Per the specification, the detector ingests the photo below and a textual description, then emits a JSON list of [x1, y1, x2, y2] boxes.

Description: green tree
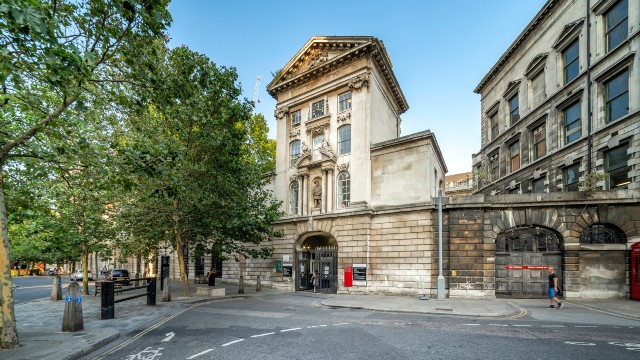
[[0, 0, 170, 348]]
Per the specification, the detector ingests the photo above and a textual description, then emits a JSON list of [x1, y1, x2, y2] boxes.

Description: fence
[[99, 277, 156, 320]]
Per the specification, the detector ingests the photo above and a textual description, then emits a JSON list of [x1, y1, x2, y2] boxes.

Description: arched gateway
[[295, 232, 338, 293]]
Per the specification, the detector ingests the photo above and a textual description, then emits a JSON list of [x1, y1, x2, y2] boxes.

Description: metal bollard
[[134, 272, 140, 287], [62, 282, 83, 332], [162, 277, 171, 302], [100, 281, 115, 320], [238, 275, 245, 294], [51, 275, 62, 301], [147, 277, 156, 306], [256, 275, 262, 292]]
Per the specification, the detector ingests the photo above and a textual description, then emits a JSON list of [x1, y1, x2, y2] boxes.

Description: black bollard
[[162, 277, 171, 302], [256, 275, 262, 292], [51, 275, 62, 301], [238, 275, 245, 294], [147, 277, 156, 306], [100, 281, 115, 320], [62, 282, 83, 332]]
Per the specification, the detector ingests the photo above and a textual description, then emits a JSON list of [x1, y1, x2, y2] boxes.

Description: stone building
[[472, 0, 639, 194], [444, 172, 475, 197]]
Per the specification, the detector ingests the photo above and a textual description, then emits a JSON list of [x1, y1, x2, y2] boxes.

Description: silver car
[[70, 269, 93, 281]]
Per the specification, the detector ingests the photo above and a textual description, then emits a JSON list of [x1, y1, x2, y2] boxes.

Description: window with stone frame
[[605, 0, 628, 52], [312, 135, 324, 161], [530, 71, 546, 108], [338, 91, 352, 112], [509, 140, 520, 173], [532, 123, 546, 161], [604, 69, 629, 123], [563, 38, 579, 83], [563, 163, 580, 192], [289, 181, 299, 215], [337, 171, 350, 208], [509, 93, 520, 126], [604, 142, 630, 189], [338, 125, 351, 155], [489, 151, 499, 180], [532, 177, 546, 193], [562, 101, 581, 145], [291, 110, 301, 126], [311, 99, 325, 118], [290, 140, 300, 167], [490, 112, 499, 141], [507, 185, 520, 194]]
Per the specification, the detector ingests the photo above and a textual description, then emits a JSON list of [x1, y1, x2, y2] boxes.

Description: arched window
[[289, 181, 299, 215], [290, 140, 300, 167], [337, 171, 350, 208], [338, 125, 351, 155], [580, 224, 626, 244], [496, 226, 561, 252], [313, 135, 324, 161]]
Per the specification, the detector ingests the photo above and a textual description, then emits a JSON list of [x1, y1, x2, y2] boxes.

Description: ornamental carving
[[306, 122, 330, 136], [289, 128, 300, 138], [348, 73, 370, 90], [337, 163, 349, 172], [289, 175, 299, 182], [337, 112, 351, 123], [275, 105, 289, 119], [319, 140, 337, 161]]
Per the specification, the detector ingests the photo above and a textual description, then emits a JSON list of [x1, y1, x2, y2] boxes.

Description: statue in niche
[[312, 179, 322, 208]]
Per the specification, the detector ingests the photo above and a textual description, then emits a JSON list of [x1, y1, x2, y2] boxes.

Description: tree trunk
[[82, 248, 89, 296], [0, 163, 19, 348], [172, 198, 191, 297]]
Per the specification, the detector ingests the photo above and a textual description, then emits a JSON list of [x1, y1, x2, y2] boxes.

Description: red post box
[[632, 242, 640, 300], [344, 266, 352, 287]]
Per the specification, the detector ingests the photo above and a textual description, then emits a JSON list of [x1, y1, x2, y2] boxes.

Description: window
[[312, 99, 325, 118], [564, 163, 580, 191], [489, 153, 499, 180], [532, 178, 545, 193], [563, 101, 581, 144], [289, 182, 299, 215], [530, 72, 545, 108], [507, 186, 520, 194], [291, 110, 301, 126], [532, 123, 546, 160], [509, 94, 519, 126], [604, 69, 629, 123], [490, 112, 499, 141], [605, 0, 628, 52], [337, 172, 350, 208], [563, 39, 579, 83], [338, 125, 351, 155], [338, 92, 352, 112], [312, 135, 323, 161], [605, 143, 630, 189], [290, 140, 300, 167], [509, 141, 520, 173]]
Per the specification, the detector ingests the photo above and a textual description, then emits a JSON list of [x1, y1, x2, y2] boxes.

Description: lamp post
[[437, 179, 445, 299]]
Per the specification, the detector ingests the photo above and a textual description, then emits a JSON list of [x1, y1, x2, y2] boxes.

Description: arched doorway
[[495, 225, 562, 298], [296, 232, 338, 293]]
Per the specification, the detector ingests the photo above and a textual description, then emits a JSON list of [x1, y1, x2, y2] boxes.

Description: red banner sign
[[505, 265, 549, 270]]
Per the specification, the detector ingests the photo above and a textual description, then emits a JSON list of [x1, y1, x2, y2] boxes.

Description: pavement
[[3, 280, 640, 360]]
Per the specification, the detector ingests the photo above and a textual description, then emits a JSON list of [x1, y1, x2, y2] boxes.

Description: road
[[11, 275, 97, 304], [86, 292, 640, 360]]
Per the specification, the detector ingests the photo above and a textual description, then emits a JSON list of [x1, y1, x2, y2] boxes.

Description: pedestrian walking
[[207, 266, 217, 287], [547, 266, 563, 309], [309, 272, 316, 292]]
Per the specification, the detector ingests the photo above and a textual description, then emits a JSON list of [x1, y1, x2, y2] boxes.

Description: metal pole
[[437, 179, 445, 299]]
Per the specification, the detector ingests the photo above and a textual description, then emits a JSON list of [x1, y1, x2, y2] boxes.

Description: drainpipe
[[437, 179, 445, 299], [586, 0, 593, 173]]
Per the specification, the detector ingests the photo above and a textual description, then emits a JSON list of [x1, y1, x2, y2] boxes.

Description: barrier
[[100, 277, 156, 320]]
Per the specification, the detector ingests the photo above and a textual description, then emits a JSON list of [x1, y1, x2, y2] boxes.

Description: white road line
[[186, 349, 214, 359], [318, 325, 327, 327], [463, 324, 481, 326], [251, 332, 275, 338], [333, 323, 350, 326], [307, 325, 319, 328], [281, 328, 301, 332], [575, 326, 598, 328], [489, 324, 509, 327], [221, 339, 244, 347], [565, 341, 596, 346], [541, 325, 565, 328], [512, 325, 532, 327]]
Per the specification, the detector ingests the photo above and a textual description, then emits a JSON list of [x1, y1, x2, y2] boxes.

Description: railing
[[100, 277, 156, 320]]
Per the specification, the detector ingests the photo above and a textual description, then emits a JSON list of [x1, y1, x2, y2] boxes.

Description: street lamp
[[437, 179, 445, 299]]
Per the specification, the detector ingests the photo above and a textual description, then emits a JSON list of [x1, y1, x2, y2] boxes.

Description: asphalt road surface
[[11, 275, 96, 304], [86, 292, 640, 360]]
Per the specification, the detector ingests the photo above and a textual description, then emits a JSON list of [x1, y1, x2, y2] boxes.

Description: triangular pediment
[[553, 19, 584, 49]]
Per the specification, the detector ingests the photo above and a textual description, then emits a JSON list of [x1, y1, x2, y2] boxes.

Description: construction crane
[[252, 75, 262, 114]]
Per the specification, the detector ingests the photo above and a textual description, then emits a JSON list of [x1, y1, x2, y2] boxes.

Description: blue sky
[[168, 0, 547, 174]]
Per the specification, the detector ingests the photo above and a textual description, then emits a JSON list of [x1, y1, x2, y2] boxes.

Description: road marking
[[251, 332, 275, 338], [186, 349, 214, 359], [489, 324, 509, 327], [541, 325, 565, 328], [513, 324, 532, 327], [221, 339, 244, 347], [574, 326, 598, 328], [333, 323, 349, 326], [609, 342, 640, 351], [565, 341, 596, 346], [505, 301, 527, 320], [162, 332, 175, 342], [463, 324, 481, 326], [318, 324, 327, 327], [564, 301, 640, 321], [281, 328, 301, 332], [125, 346, 163, 360]]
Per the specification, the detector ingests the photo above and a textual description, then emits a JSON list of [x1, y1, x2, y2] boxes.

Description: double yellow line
[[504, 301, 527, 320]]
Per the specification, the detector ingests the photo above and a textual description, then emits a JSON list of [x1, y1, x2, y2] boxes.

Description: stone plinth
[[196, 286, 225, 297]]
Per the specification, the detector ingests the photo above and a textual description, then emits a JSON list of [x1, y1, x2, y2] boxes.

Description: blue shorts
[[548, 288, 556, 298]]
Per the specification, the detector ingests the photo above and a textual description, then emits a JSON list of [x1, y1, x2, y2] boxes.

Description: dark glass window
[[563, 39, 579, 83], [509, 141, 520, 173], [605, 0, 628, 52], [490, 153, 499, 180], [290, 140, 300, 167], [563, 101, 581, 144], [532, 123, 546, 160], [338, 92, 352, 112], [508, 186, 520, 194], [337, 172, 350, 208], [338, 125, 351, 155], [564, 163, 580, 192], [532, 178, 545, 193], [509, 94, 519, 125], [312, 99, 325, 118], [605, 143, 630, 189], [490, 112, 499, 141], [291, 110, 301, 126], [605, 70, 629, 123]]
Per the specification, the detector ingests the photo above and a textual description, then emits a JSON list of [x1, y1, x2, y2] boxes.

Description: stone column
[[321, 170, 327, 214], [327, 169, 333, 213], [301, 174, 308, 216], [297, 178, 303, 216]]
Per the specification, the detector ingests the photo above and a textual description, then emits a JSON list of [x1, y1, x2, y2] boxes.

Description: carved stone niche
[[336, 163, 349, 172], [275, 105, 289, 120], [337, 112, 351, 124], [289, 128, 300, 138], [348, 73, 370, 91]]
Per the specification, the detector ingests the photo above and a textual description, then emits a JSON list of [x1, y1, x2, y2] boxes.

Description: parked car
[[47, 268, 57, 276], [106, 269, 130, 285], [70, 269, 93, 281]]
